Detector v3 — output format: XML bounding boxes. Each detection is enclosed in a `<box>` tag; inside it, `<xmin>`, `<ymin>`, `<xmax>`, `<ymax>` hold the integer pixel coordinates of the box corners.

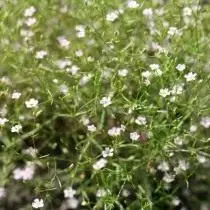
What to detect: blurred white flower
<box><xmin>118</xmin><ymin>69</ymin><xmax>128</xmax><ymax>77</ymax></box>
<box><xmin>55</xmin><ymin>59</ymin><xmax>72</xmax><ymax>69</ymax></box>
<box><xmin>130</xmin><ymin>132</ymin><xmax>139</xmax><ymax>141</ymax></box>
<box><xmin>189</xmin><ymin>125</ymin><xmax>197</xmax><ymax>133</ymax></box>
<box><xmin>200</xmin><ymin>117</ymin><xmax>210</xmax><ymax>128</ymax></box>
<box><xmin>159</xmin><ymin>88</ymin><xmax>170</xmax><ymax>97</ymax></box>
<box><xmin>174</xmin><ymin>137</ymin><xmax>183</xmax><ymax>146</ymax></box>
<box><xmin>24</xmin><ymin>6</ymin><xmax>36</xmax><ymax>17</ymax></box>
<box><xmin>0</xmin><ymin>117</ymin><xmax>8</xmax><ymax>126</ymax></box>
<box><xmin>25</xmin><ymin>17</ymin><xmax>36</xmax><ymax>26</ymax></box>
<box><xmin>57</xmin><ymin>36</ymin><xmax>70</xmax><ymax>49</ymax></box>
<box><xmin>35</xmin><ymin>50</ymin><xmax>47</xmax><ymax>59</ymax></box>
<box><xmin>197</xmin><ymin>155</ymin><xmax>206</xmax><ymax>163</ymax></box>
<box><xmin>66</xmin><ymin>197</ymin><xmax>79</xmax><ymax>209</ymax></box>
<box><xmin>172</xmin><ymin>197</ymin><xmax>181</xmax><ymax>206</ymax></box>
<box><xmin>0</xmin><ymin>187</ymin><xmax>6</xmax><ymax>199</ymax></box>
<box><xmin>75</xmin><ymin>25</ymin><xmax>85</xmax><ymax>38</ymax></box>
<box><xmin>100</xmin><ymin>97</ymin><xmax>112</xmax><ymax>107</ymax></box>
<box><xmin>96</xmin><ymin>188</ymin><xmax>107</xmax><ymax>197</ymax></box>
<box><xmin>66</xmin><ymin>65</ymin><xmax>80</xmax><ymax>75</ymax></box>
<box><xmin>79</xmin><ymin>74</ymin><xmax>92</xmax><ymax>86</ymax></box>
<box><xmin>87</xmin><ymin>124</ymin><xmax>97</xmax><ymax>132</ymax></box>
<box><xmin>182</xmin><ymin>7</ymin><xmax>192</xmax><ymax>16</ymax></box>
<box><xmin>23</xmin><ymin>147</ymin><xmax>38</xmax><ymax>157</ymax></box>
<box><xmin>143</xmin><ymin>8</ymin><xmax>153</xmax><ymax>17</ymax></box>
<box><xmin>25</xmin><ymin>98</ymin><xmax>39</xmax><ymax>108</ymax></box>
<box><xmin>167</xmin><ymin>27</ymin><xmax>182</xmax><ymax>37</ymax></box>
<box><xmin>80</xmin><ymin>117</ymin><xmax>90</xmax><ymax>126</ymax></box>
<box><xmin>184</xmin><ymin>72</ymin><xmax>197</xmax><ymax>82</ymax></box>
<box><xmin>157</xmin><ymin>161</ymin><xmax>170</xmax><ymax>172</ymax></box>
<box><xmin>108</xmin><ymin>127</ymin><xmax>121</xmax><ymax>136</ymax></box>
<box><xmin>64</xmin><ymin>187</ymin><xmax>76</xmax><ymax>198</ymax></box>
<box><xmin>149</xmin><ymin>64</ymin><xmax>160</xmax><ymax>70</ymax></box>
<box><xmin>11</xmin><ymin>91</ymin><xmax>21</xmax><ymax>99</ymax></box>
<box><xmin>32</xmin><ymin>198</ymin><xmax>44</xmax><ymax>209</ymax></box>
<box><xmin>163</xmin><ymin>173</ymin><xmax>175</xmax><ymax>183</ymax></box>
<box><xmin>11</xmin><ymin>124</ymin><xmax>22</xmax><ymax>133</ymax></box>
<box><xmin>176</xmin><ymin>64</ymin><xmax>186</xmax><ymax>72</ymax></box>
<box><xmin>75</xmin><ymin>50</ymin><xmax>83</xmax><ymax>57</ymax></box>
<box><xmin>13</xmin><ymin>164</ymin><xmax>35</xmax><ymax>180</ymax></box>
<box><xmin>93</xmin><ymin>158</ymin><xmax>107</xmax><ymax>170</ymax></box>
<box><xmin>102</xmin><ymin>147</ymin><xmax>114</xmax><ymax>158</ymax></box>
<box><xmin>127</xmin><ymin>0</ymin><xmax>139</xmax><ymax>8</ymax></box>
<box><xmin>135</xmin><ymin>116</ymin><xmax>147</xmax><ymax>125</ymax></box>
<box><xmin>142</xmin><ymin>71</ymin><xmax>152</xmax><ymax>78</ymax></box>
<box><xmin>106</xmin><ymin>11</ymin><xmax>119</xmax><ymax>22</ymax></box>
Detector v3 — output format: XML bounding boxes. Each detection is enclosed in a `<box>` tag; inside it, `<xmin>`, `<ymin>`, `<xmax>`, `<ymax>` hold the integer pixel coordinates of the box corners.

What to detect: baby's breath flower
<box><xmin>159</xmin><ymin>88</ymin><xmax>170</xmax><ymax>98</ymax></box>
<box><xmin>25</xmin><ymin>17</ymin><xmax>36</xmax><ymax>26</ymax></box>
<box><xmin>174</xmin><ymin>137</ymin><xmax>184</xmax><ymax>146</ymax></box>
<box><xmin>57</xmin><ymin>36</ymin><xmax>70</xmax><ymax>49</ymax></box>
<box><xmin>157</xmin><ymin>161</ymin><xmax>170</xmax><ymax>172</ymax></box>
<box><xmin>13</xmin><ymin>163</ymin><xmax>35</xmax><ymax>180</ymax></box>
<box><xmin>25</xmin><ymin>98</ymin><xmax>39</xmax><ymax>108</ymax></box>
<box><xmin>35</xmin><ymin>50</ymin><xmax>48</xmax><ymax>59</ymax></box>
<box><xmin>130</xmin><ymin>132</ymin><xmax>140</xmax><ymax>141</ymax></box>
<box><xmin>87</xmin><ymin>124</ymin><xmax>97</xmax><ymax>132</ymax></box>
<box><xmin>32</xmin><ymin>198</ymin><xmax>44</xmax><ymax>209</ymax></box>
<box><xmin>135</xmin><ymin>116</ymin><xmax>147</xmax><ymax>125</ymax></box>
<box><xmin>108</xmin><ymin>127</ymin><xmax>121</xmax><ymax>137</ymax></box>
<box><xmin>118</xmin><ymin>69</ymin><xmax>128</xmax><ymax>77</ymax></box>
<box><xmin>167</xmin><ymin>27</ymin><xmax>182</xmax><ymax>37</ymax></box>
<box><xmin>189</xmin><ymin>125</ymin><xmax>197</xmax><ymax>132</ymax></box>
<box><xmin>127</xmin><ymin>0</ymin><xmax>139</xmax><ymax>8</ymax></box>
<box><xmin>66</xmin><ymin>197</ymin><xmax>79</xmax><ymax>209</ymax></box>
<box><xmin>24</xmin><ymin>6</ymin><xmax>36</xmax><ymax>17</ymax></box>
<box><xmin>176</xmin><ymin>64</ymin><xmax>186</xmax><ymax>72</ymax></box>
<box><xmin>100</xmin><ymin>96</ymin><xmax>112</xmax><ymax>107</ymax></box>
<box><xmin>93</xmin><ymin>158</ymin><xmax>107</xmax><ymax>170</ymax></box>
<box><xmin>197</xmin><ymin>155</ymin><xmax>206</xmax><ymax>163</ymax></box>
<box><xmin>11</xmin><ymin>124</ymin><xmax>22</xmax><ymax>133</ymax></box>
<box><xmin>184</xmin><ymin>72</ymin><xmax>197</xmax><ymax>82</ymax></box>
<box><xmin>66</xmin><ymin>65</ymin><xmax>80</xmax><ymax>75</ymax></box>
<box><xmin>102</xmin><ymin>147</ymin><xmax>114</xmax><ymax>158</ymax></box>
<box><xmin>182</xmin><ymin>7</ymin><xmax>192</xmax><ymax>16</ymax></box>
<box><xmin>96</xmin><ymin>188</ymin><xmax>107</xmax><ymax>197</ymax></box>
<box><xmin>142</xmin><ymin>71</ymin><xmax>152</xmax><ymax>78</ymax></box>
<box><xmin>80</xmin><ymin>117</ymin><xmax>90</xmax><ymax>126</ymax></box>
<box><xmin>79</xmin><ymin>74</ymin><xmax>92</xmax><ymax>86</ymax></box>
<box><xmin>75</xmin><ymin>25</ymin><xmax>85</xmax><ymax>38</ymax></box>
<box><xmin>64</xmin><ymin>187</ymin><xmax>76</xmax><ymax>198</ymax></box>
<box><xmin>200</xmin><ymin>117</ymin><xmax>210</xmax><ymax>128</ymax></box>
<box><xmin>0</xmin><ymin>187</ymin><xmax>6</xmax><ymax>199</ymax></box>
<box><xmin>163</xmin><ymin>173</ymin><xmax>175</xmax><ymax>183</ymax></box>
<box><xmin>11</xmin><ymin>91</ymin><xmax>21</xmax><ymax>99</ymax></box>
<box><xmin>55</xmin><ymin>59</ymin><xmax>72</xmax><ymax>69</ymax></box>
<box><xmin>143</xmin><ymin>8</ymin><xmax>153</xmax><ymax>17</ymax></box>
<box><xmin>0</xmin><ymin>117</ymin><xmax>9</xmax><ymax>126</ymax></box>
<box><xmin>106</xmin><ymin>11</ymin><xmax>119</xmax><ymax>22</ymax></box>
<box><xmin>75</xmin><ymin>49</ymin><xmax>83</xmax><ymax>57</ymax></box>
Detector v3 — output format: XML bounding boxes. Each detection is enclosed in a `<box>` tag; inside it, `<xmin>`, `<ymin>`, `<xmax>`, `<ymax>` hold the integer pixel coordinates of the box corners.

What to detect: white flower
<box><xmin>79</xmin><ymin>74</ymin><xmax>92</xmax><ymax>86</ymax></box>
<box><xmin>163</xmin><ymin>173</ymin><xmax>175</xmax><ymax>183</ymax></box>
<box><xmin>100</xmin><ymin>97</ymin><xmax>112</xmax><ymax>107</ymax></box>
<box><xmin>24</xmin><ymin>6</ymin><xmax>36</xmax><ymax>17</ymax></box>
<box><xmin>106</xmin><ymin>11</ymin><xmax>119</xmax><ymax>22</ymax></box>
<box><xmin>66</xmin><ymin>197</ymin><xmax>79</xmax><ymax>209</ymax></box>
<box><xmin>102</xmin><ymin>147</ymin><xmax>114</xmax><ymax>158</ymax></box>
<box><xmin>159</xmin><ymin>88</ymin><xmax>170</xmax><ymax>97</ymax></box>
<box><xmin>64</xmin><ymin>187</ymin><xmax>76</xmax><ymax>198</ymax></box>
<box><xmin>157</xmin><ymin>161</ymin><xmax>170</xmax><ymax>172</ymax></box>
<box><xmin>93</xmin><ymin>158</ymin><xmax>107</xmax><ymax>170</ymax></box>
<box><xmin>80</xmin><ymin>117</ymin><xmax>90</xmax><ymax>126</ymax></box>
<box><xmin>25</xmin><ymin>17</ymin><xmax>36</xmax><ymax>26</ymax></box>
<box><xmin>59</xmin><ymin>84</ymin><xmax>69</xmax><ymax>94</ymax></box>
<box><xmin>149</xmin><ymin>64</ymin><xmax>160</xmax><ymax>70</ymax></box>
<box><xmin>75</xmin><ymin>25</ymin><xmax>85</xmax><ymax>38</ymax></box>
<box><xmin>13</xmin><ymin>164</ymin><xmax>35</xmax><ymax>180</ymax></box>
<box><xmin>87</xmin><ymin>124</ymin><xmax>97</xmax><ymax>132</ymax></box>
<box><xmin>32</xmin><ymin>198</ymin><xmax>44</xmax><ymax>209</ymax></box>
<box><xmin>183</xmin><ymin>7</ymin><xmax>192</xmax><ymax>16</ymax></box>
<box><xmin>167</xmin><ymin>27</ymin><xmax>182</xmax><ymax>37</ymax></box>
<box><xmin>57</xmin><ymin>36</ymin><xmax>70</xmax><ymax>49</ymax></box>
<box><xmin>108</xmin><ymin>127</ymin><xmax>121</xmax><ymax>137</ymax></box>
<box><xmin>174</xmin><ymin>137</ymin><xmax>183</xmax><ymax>146</ymax></box>
<box><xmin>25</xmin><ymin>98</ymin><xmax>39</xmax><ymax>108</ymax></box>
<box><xmin>0</xmin><ymin>117</ymin><xmax>9</xmax><ymax>126</ymax></box>
<box><xmin>35</xmin><ymin>50</ymin><xmax>47</xmax><ymax>59</ymax></box>
<box><xmin>178</xmin><ymin>160</ymin><xmax>189</xmax><ymax>171</ymax></box>
<box><xmin>142</xmin><ymin>71</ymin><xmax>152</xmax><ymax>78</ymax></box>
<box><xmin>118</xmin><ymin>69</ymin><xmax>128</xmax><ymax>77</ymax></box>
<box><xmin>176</xmin><ymin>64</ymin><xmax>186</xmax><ymax>72</ymax></box>
<box><xmin>55</xmin><ymin>59</ymin><xmax>72</xmax><ymax>69</ymax></box>
<box><xmin>75</xmin><ymin>50</ymin><xmax>83</xmax><ymax>57</ymax></box>
<box><xmin>135</xmin><ymin>116</ymin><xmax>147</xmax><ymax>125</ymax></box>
<box><xmin>11</xmin><ymin>91</ymin><xmax>21</xmax><ymax>99</ymax></box>
<box><xmin>23</xmin><ymin>147</ymin><xmax>38</xmax><ymax>157</ymax></box>
<box><xmin>172</xmin><ymin>197</ymin><xmax>181</xmax><ymax>206</ymax></box>
<box><xmin>189</xmin><ymin>125</ymin><xmax>197</xmax><ymax>133</ymax></box>
<box><xmin>11</xmin><ymin>124</ymin><xmax>22</xmax><ymax>133</ymax></box>
<box><xmin>171</xmin><ymin>84</ymin><xmax>184</xmax><ymax>95</ymax></box>
<box><xmin>184</xmin><ymin>72</ymin><xmax>197</xmax><ymax>82</ymax></box>
<box><xmin>127</xmin><ymin>0</ymin><xmax>139</xmax><ymax>8</ymax></box>
<box><xmin>0</xmin><ymin>187</ymin><xmax>6</xmax><ymax>199</ymax></box>
<box><xmin>143</xmin><ymin>8</ymin><xmax>153</xmax><ymax>17</ymax></box>
<box><xmin>130</xmin><ymin>132</ymin><xmax>140</xmax><ymax>141</ymax></box>
<box><xmin>66</xmin><ymin>65</ymin><xmax>80</xmax><ymax>75</ymax></box>
<box><xmin>200</xmin><ymin>117</ymin><xmax>210</xmax><ymax>128</ymax></box>
<box><xmin>96</xmin><ymin>188</ymin><xmax>107</xmax><ymax>197</ymax></box>
<box><xmin>197</xmin><ymin>155</ymin><xmax>206</xmax><ymax>163</ymax></box>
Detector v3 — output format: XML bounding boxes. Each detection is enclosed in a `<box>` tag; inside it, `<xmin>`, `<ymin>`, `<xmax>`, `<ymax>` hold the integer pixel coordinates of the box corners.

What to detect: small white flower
<box><xmin>96</xmin><ymin>188</ymin><xmax>107</xmax><ymax>197</ymax></box>
<box><xmin>0</xmin><ymin>187</ymin><xmax>6</xmax><ymax>199</ymax></box>
<box><xmin>200</xmin><ymin>117</ymin><xmax>210</xmax><ymax>128</ymax></box>
<box><xmin>79</xmin><ymin>74</ymin><xmax>92</xmax><ymax>86</ymax></box>
<box><xmin>0</xmin><ymin>118</ymin><xmax>9</xmax><ymax>126</ymax></box>
<box><xmin>130</xmin><ymin>132</ymin><xmax>140</xmax><ymax>141</ymax></box>
<box><xmin>23</xmin><ymin>147</ymin><xmax>38</xmax><ymax>157</ymax></box>
<box><xmin>35</xmin><ymin>50</ymin><xmax>47</xmax><ymax>59</ymax></box>
<box><xmin>118</xmin><ymin>69</ymin><xmax>128</xmax><ymax>77</ymax></box>
<box><xmin>102</xmin><ymin>147</ymin><xmax>114</xmax><ymax>158</ymax></box>
<box><xmin>167</xmin><ymin>27</ymin><xmax>182</xmax><ymax>37</ymax></box>
<box><xmin>159</xmin><ymin>88</ymin><xmax>170</xmax><ymax>98</ymax></box>
<box><xmin>176</xmin><ymin>64</ymin><xmax>186</xmax><ymax>72</ymax></box>
<box><xmin>149</xmin><ymin>64</ymin><xmax>160</xmax><ymax>70</ymax></box>
<box><xmin>142</xmin><ymin>71</ymin><xmax>152</xmax><ymax>78</ymax></box>
<box><xmin>171</xmin><ymin>84</ymin><xmax>184</xmax><ymax>95</ymax></box>
<box><xmin>11</xmin><ymin>124</ymin><xmax>22</xmax><ymax>133</ymax></box>
<box><xmin>178</xmin><ymin>160</ymin><xmax>189</xmax><ymax>171</ymax></box>
<box><xmin>100</xmin><ymin>97</ymin><xmax>112</xmax><ymax>107</ymax></box>
<box><xmin>127</xmin><ymin>0</ymin><xmax>139</xmax><ymax>8</ymax></box>
<box><xmin>106</xmin><ymin>11</ymin><xmax>119</xmax><ymax>22</ymax></box>
<box><xmin>197</xmin><ymin>155</ymin><xmax>206</xmax><ymax>163</ymax></box>
<box><xmin>80</xmin><ymin>117</ymin><xmax>90</xmax><ymax>126</ymax></box>
<box><xmin>59</xmin><ymin>84</ymin><xmax>69</xmax><ymax>94</ymax></box>
<box><xmin>24</xmin><ymin>6</ymin><xmax>36</xmax><ymax>17</ymax></box>
<box><xmin>13</xmin><ymin>164</ymin><xmax>35</xmax><ymax>180</ymax></box>
<box><xmin>87</xmin><ymin>124</ymin><xmax>97</xmax><ymax>132</ymax></box>
<box><xmin>183</xmin><ymin>7</ymin><xmax>192</xmax><ymax>16</ymax></box>
<box><xmin>75</xmin><ymin>25</ymin><xmax>85</xmax><ymax>38</ymax></box>
<box><xmin>55</xmin><ymin>60</ymin><xmax>72</xmax><ymax>69</ymax></box>
<box><xmin>66</xmin><ymin>197</ymin><xmax>79</xmax><ymax>209</ymax></box>
<box><xmin>64</xmin><ymin>187</ymin><xmax>76</xmax><ymax>198</ymax></box>
<box><xmin>163</xmin><ymin>173</ymin><xmax>175</xmax><ymax>183</ymax></box>
<box><xmin>108</xmin><ymin>127</ymin><xmax>121</xmax><ymax>137</ymax></box>
<box><xmin>57</xmin><ymin>36</ymin><xmax>70</xmax><ymax>49</ymax></box>
<box><xmin>32</xmin><ymin>198</ymin><xmax>44</xmax><ymax>209</ymax></box>
<box><xmin>93</xmin><ymin>158</ymin><xmax>107</xmax><ymax>170</ymax></box>
<box><xmin>25</xmin><ymin>98</ymin><xmax>39</xmax><ymax>108</ymax></box>
<box><xmin>157</xmin><ymin>161</ymin><xmax>170</xmax><ymax>172</ymax></box>
<box><xmin>143</xmin><ymin>8</ymin><xmax>153</xmax><ymax>17</ymax></box>
<box><xmin>135</xmin><ymin>116</ymin><xmax>147</xmax><ymax>125</ymax></box>
<box><xmin>25</xmin><ymin>17</ymin><xmax>36</xmax><ymax>26</ymax></box>
<box><xmin>75</xmin><ymin>50</ymin><xmax>83</xmax><ymax>57</ymax></box>
<box><xmin>172</xmin><ymin>197</ymin><xmax>181</xmax><ymax>206</ymax></box>
<box><xmin>66</xmin><ymin>65</ymin><xmax>80</xmax><ymax>75</ymax></box>
<box><xmin>11</xmin><ymin>91</ymin><xmax>21</xmax><ymax>99</ymax></box>
<box><xmin>184</xmin><ymin>72</ymin><xmax>197</xmax><ymax>82</ymax></box>
<box><xmin>174</xmin><ymin>137</ymin><xmax>184</xmax><ymax>146</ymax></box>
<box><xmin>189</xmin><ymin>125</ymin><xmax>197</xmax><ymax>133</ymax></box>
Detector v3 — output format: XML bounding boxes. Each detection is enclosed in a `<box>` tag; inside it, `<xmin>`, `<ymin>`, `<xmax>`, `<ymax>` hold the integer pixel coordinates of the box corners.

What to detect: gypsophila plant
<box><xmin>1</xmin><ymin>0</ymin><xmax>210</xmax><ymax>209</ymax></box>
